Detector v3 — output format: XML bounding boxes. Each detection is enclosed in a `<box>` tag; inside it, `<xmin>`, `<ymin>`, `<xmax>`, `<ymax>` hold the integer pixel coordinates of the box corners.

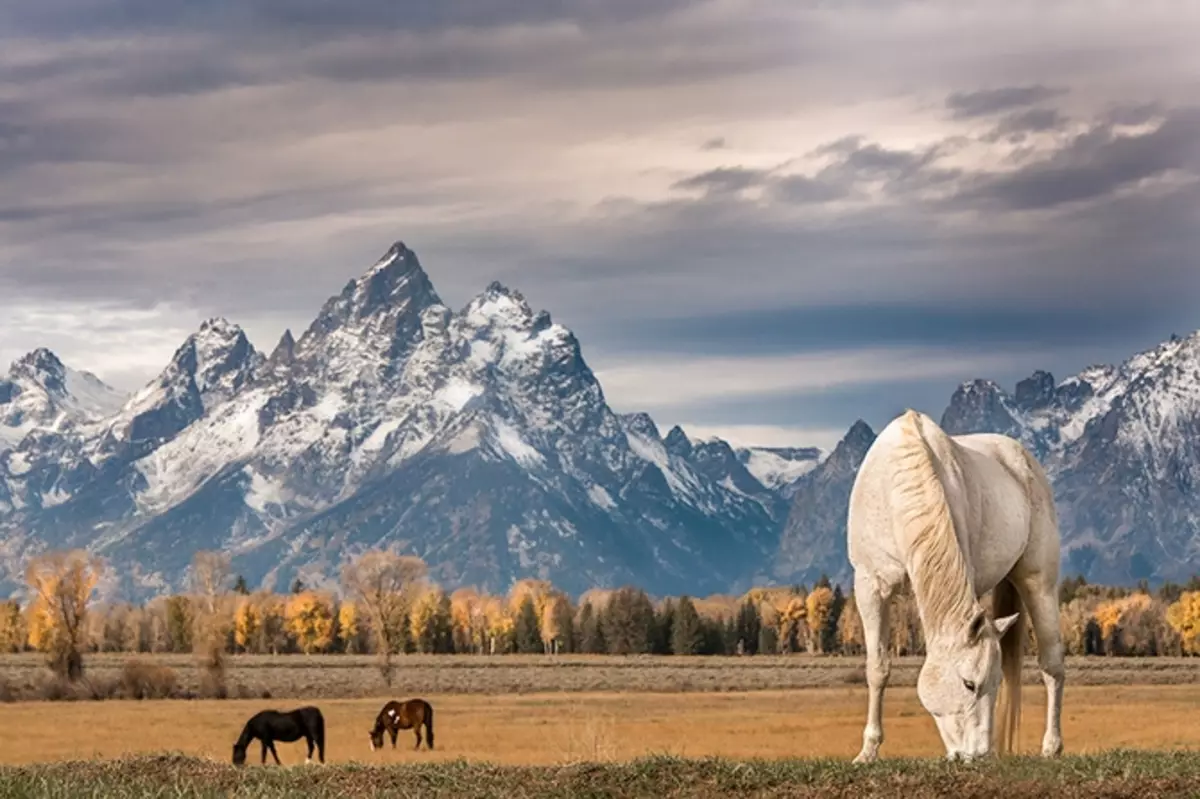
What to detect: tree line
<box><xmin>3</xmin><ymin>549</ymin><xmax>1199</xmax><ymax>688</ymax></box>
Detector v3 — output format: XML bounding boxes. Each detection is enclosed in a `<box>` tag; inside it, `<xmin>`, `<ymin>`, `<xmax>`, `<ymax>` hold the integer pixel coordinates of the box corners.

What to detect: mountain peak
<box><xmin>10</xmin><ymin>348</ymin><xmax>67</xmax><ymax>393</ymax></box>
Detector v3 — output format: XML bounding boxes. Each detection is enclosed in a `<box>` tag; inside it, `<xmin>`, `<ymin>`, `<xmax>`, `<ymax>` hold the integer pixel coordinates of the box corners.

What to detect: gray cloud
<box><xmin>1</xmin><ymin>0</ymin><xmax>1198</xmax><ymax>441</ymax></box>
<box><xmin>945</xmin><ymin>84</ymin><xmax>1066</xmax><ymax>119</ymax></box>
<box><xmin>954</xmin><ymin>107</ymin><xmax>1200</xmax><ymax>211</ymax></box>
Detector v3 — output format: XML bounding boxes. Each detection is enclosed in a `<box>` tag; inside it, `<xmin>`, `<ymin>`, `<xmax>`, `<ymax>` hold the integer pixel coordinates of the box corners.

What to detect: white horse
<box><xmin>847</xmin><ymin>409</ymin><xmax>1065</xmax><ymax>762</ymax></box>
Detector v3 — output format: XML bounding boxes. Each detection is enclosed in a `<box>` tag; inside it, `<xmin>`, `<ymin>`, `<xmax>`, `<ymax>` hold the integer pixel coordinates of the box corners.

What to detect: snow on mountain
<box><xmin>0</xmin><ymin>349</ymin><xmax>126</xmax><ymax>451</ymax></box>
<box><xmin>0</xmin><ymin>242</ymin><xmax>788</xmax><ymax>599</ymax></box>
<box><xmin>775</xmin><ymin>331</ymin><xmax>1200</xmax><ymax>588</ymax></box>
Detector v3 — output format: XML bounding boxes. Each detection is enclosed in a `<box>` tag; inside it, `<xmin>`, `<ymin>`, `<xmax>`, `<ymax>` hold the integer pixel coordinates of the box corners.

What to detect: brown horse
<box><xmin>369</xmin><ymin>698</ymin><xmax>435</xmax><ymax>751</ymax></box>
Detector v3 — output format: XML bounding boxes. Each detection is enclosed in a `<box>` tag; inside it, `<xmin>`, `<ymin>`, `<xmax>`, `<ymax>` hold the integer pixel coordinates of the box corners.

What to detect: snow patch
<box><xmin>494</xmin><ymin>421</ymin><xmax>544</xmax><ymax>467</ymax></box>
<box><xmin>587</xmin><ymin>484</ymin><xmax>616</xmax><ymax>510</ymax></box>
<box><xmin>742</xmin><ymin>449</ymin><xmax>819</xmax><ymax>489</ymax></box>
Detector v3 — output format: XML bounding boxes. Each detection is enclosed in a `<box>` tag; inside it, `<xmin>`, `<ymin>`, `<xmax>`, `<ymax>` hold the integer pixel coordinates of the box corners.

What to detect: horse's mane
<box><xmin>889</xmin><ymin>410</ymin><xmax>978</xmax><ymax>636</ymax></box>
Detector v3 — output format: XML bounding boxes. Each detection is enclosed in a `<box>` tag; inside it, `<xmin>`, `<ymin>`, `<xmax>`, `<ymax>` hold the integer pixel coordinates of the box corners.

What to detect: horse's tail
<box><xmin>993</xmin><ymin>578</ymin><xmax>1024</xmax><ymax>756</ymax></box>
<box><xmin>424</xmin><ymin>701</ymin><xmax>435</xmax><ymax>749</ymax></box>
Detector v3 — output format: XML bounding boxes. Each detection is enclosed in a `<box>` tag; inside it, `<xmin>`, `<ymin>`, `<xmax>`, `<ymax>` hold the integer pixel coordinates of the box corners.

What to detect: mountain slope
<box><xmin>0</xmin><ymin>242</ymin><xmax>791</xmax><ymax>599</ymax></box>
<box><xmin>775</xmin><ymin>333</ymin><xmax>1200</xmax><ymax>587</ymax></box>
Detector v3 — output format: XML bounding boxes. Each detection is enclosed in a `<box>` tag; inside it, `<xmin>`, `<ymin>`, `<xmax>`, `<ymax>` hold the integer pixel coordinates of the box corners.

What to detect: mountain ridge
<box><xmin>0</xmin><ymin>242</ymin><xmax>819</xmax><ymax>600</ymax></box>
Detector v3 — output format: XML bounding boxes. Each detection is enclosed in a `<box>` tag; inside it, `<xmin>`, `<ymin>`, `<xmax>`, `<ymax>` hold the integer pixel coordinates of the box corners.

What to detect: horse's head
<box><xmin>231</xmin><ymin>743</ymin><xmax>247</xmax><ymax>766</ymax></box>
<box><xmin>917</xmin><ymin>606</ymin><xmax>1019</xmax><ymax>761</ymax></box>
<box><xmin>369</xmin><ymin>726</ymin><xmax>385</xmax><ymax>751</ymax></box>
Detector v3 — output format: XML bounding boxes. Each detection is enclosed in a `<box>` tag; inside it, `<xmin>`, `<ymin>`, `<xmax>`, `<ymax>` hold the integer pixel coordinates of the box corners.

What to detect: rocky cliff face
<box><xmin>0</xmin><ymin>242</ymin><xmax>817</xmax><ymax>600</ymax></box>
<box><xmin>775</xmin><ymin>334</ymin><xmax>1200</xmax><ymax>587</ymax></box>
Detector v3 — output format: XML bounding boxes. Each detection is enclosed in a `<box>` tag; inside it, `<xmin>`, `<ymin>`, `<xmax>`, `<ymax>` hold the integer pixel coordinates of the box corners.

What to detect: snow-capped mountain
<box><xmin>775</xmin><ymin>333</ymin><xmax>1200</xmax><ymax>588</ymax></box>
<box><xmin>1</xmin><ymin>349</ymin><xmax>126</xmax><ymax>452</ymax></box>
<box><xmin>0</xmin><ymin>242</ymin><xmax>815</xmax><ymax>599</ymax></box>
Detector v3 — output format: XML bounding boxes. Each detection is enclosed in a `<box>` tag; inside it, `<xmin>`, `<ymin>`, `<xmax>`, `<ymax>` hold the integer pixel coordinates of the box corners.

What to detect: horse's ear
<box><xmin>967</xmin><ymin>608</ymin><xmax>988</xmax><ymax>642</ymax></box>
<box><xmin>993</xmin><ymin>612</ymin><xmax>1020</xmax><ymax>637</ymax></box>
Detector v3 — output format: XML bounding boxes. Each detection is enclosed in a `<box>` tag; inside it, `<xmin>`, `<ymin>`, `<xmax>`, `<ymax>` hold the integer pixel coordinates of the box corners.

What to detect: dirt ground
<box><xmin>0</xmin><ymin>684</ymin><xmax>1196</xmax><ymax>766</ymax></box>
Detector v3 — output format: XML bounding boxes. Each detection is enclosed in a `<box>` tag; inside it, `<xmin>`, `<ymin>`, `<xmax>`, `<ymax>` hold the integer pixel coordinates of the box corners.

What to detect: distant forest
<box><xmin>6</xmin><ymin>549</ymin><xmax>1199</xmax><ymax>682</ymax></box>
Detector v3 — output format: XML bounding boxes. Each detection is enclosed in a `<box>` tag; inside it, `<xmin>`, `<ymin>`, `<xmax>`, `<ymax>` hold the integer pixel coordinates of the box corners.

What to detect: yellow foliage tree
<box><xmin>285</xmin><ymin>591</ymin><xmax>336</xmax><ymax>654</ymax></box>
<box><xmin>0</xmin><ymin>600</ymin><xmax>24</xmax><ymax>653</ymax></box>
<box><xmin>805</xmin><ymin>586</ymin><xmax>834</xmax><ymax>653</ymax></box>
<box><xmin>234</xmin><ymin>597</ymin><xmax>262</xmax><ymax>653</ymax></box>
<box><xmin>338</xmin><ymin>601</ymin><xmax>362</xmax><ymax>653</ymax></box>
<box><xmin>25</xmin><ymin>549</ymin><xmax>105</xmax><ymax>681</ymax></box>
<box><xmin>838</xmin><ymin>593</ymin><xmax>865</xmax><ymax>655</ymax></box>
<box><xmin>450</xmin><ymin>588</ymin><xmax>486</xmax><ymax>654</ymax></box>
<box><xmin>1166</xmin><ymin>591</ymin><xmax>1200</xmax><ymax>655</ymax></box>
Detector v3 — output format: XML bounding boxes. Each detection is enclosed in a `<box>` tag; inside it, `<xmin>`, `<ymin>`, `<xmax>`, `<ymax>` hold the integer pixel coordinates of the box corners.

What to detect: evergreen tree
<box><xmin>514</xmin><ymin>595</ymin><xmax>542</xmax><ymax>653</ymax></box>
<box><xmin>233</xmin><ymin>575</ymin><xmax>249</xmax><ymax>595</ymax></box>
<box><xmin>577</xmin><ymin>601</ymin><xmax>605</xmax><ymax>654</ymax></box>
<box><xmin>758</xmin><ymin>623</ymin><xmax>779</xmax><ymax>655</ymax></box>
<box><xmin>671</xmin><ymin>596</ymin><xmax>704</xmax><ymax>655</ymax></box>
<box><xmin>735</xmin><ymin>598</ymin><xmax>761</xmax><ymax>655</ymax></box>
<box><xmin>654</xmin><ymin>598</ymin><xmax>676</xmax><ymax>655</ymax></box>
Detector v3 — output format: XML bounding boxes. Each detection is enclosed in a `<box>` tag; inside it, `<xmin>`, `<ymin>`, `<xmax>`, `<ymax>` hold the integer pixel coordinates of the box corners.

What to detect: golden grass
<box><xmin>1</xmin><ymin>685</ymin><xmax>1197</xmax><ymax>767</ymax></box>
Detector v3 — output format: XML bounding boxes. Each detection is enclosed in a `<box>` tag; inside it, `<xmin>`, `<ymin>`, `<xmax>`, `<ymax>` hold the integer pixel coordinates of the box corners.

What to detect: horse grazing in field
<box><xmin>847</xmin><ymin>409</ymin><xmax>1065</xmax><ymax>763</ymax></box>
<box><xmin>369</xmin><ymin>698</ymin><xmax>435</xmax><ymax>751</ymax></box>
<box><xmin>232</xmin><ymin>706</ymin><xmax>326</xmax><ymax>766</ymax></box>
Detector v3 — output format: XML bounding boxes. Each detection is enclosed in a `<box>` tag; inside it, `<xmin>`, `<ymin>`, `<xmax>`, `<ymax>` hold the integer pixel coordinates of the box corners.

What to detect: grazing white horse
<box><xmin>847</xmin><ymin>409</ymin><xmax>1065</xmax><ymax>762</ymax></box>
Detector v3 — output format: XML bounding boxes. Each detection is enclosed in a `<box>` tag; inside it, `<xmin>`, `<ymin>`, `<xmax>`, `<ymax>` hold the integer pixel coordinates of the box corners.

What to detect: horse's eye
<box><xmin>963</xmin><ymin>679</ymin><xmax>977</xmax><ymax>693</ymax></box>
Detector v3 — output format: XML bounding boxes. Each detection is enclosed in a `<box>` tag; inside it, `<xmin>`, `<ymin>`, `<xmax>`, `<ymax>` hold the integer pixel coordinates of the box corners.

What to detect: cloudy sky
<box><xmin>1</xmin><ymin>1</ymin><xmax>1198</xmax><ymax>450</ymax></box>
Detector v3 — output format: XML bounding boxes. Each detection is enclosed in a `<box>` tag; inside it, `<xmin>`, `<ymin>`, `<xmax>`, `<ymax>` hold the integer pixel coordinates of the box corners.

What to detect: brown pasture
<box><xmin>1</xmin><ymin>684</ymin><xmax>1197</xmax><ymax>766</ymax></box>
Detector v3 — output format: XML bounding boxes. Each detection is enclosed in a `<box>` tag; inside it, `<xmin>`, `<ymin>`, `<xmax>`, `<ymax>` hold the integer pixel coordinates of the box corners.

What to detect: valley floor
<box><xmin>0</xmin><ymin>685</ymin><xmax>1197</xmax><ymax>766</ymax></box>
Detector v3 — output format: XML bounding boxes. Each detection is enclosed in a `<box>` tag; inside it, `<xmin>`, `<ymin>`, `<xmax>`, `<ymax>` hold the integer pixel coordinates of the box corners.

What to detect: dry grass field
<box><xmin>1</xmin><ymin>657</ymin><xmax>1198</xmax><ymax>797</ymax></box>
<box><xmin>0</xmin><ymin>684</ymin><xmax>1197</xmax><ymax>766</ymax></box>
<box><xmin>2</xmin><ymin>652</ymin><xmax>1197</xmax><ymax>700</ymax></box>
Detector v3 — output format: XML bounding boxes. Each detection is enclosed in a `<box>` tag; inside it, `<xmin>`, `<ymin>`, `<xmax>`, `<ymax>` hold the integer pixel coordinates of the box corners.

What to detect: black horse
<box><xmin>232</xmin><ymin>706</ymin><xmax>326</xmax><ymax>766</ymax></box>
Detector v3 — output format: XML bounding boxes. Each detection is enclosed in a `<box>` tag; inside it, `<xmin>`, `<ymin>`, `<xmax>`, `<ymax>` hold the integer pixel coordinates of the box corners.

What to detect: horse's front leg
<box><xmin>267</xmin><ymin>741</ymin><xmax>282</xmax><ymax>765</ymax></box>
<box><xmin>1017</xmin><ymin>575</ymin><xmax>1065</xmax><ymax>758</ymax></box>
<box><xmin>390</xmin><ymin>728</ymin><xmax>398</xmax><ymax>749</ymax></box>
<box><xmin>853</xmin><ymin>572</ymin><xmax>893</xmax><ymax>764</ymax></box>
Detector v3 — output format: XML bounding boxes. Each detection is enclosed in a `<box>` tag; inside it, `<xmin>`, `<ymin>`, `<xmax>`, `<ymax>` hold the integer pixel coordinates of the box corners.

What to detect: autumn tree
<box><xmin>234</xmin><ymin>595</ymin><xmax>262</xmax><ymax>653</ymax></box>
<box><xmin>340</xmin><ymin>549</ymin><xmax>429</xmax><ymax>684</ymax></box>
<box><xmin>338</xmin><ymin>600</ymin><xmax>366</xmax><ymax>654</ymax></box>
<box><xmin>838</xmin><ymin>592</ymin><xmax>865</xmax><ymax>655</ymax></box>
<box><xmin>543</xmin><ymin>594</ymin><xmax>575</xmax><ymax>654</ymax></box>
<box><xmin>25</xmin><ymin>549</ymin><xmax>105</xmax><ymax>681</ymax></box>
<box><xmin>285</xmin><ymin>591</ymin><xmax>336</xmax><ymax>654</ymax></box>
<box><xmin>410</xmin><ymin>587</ymin><xmax>454</xmax><ymax>654</ymax></box>
<box><xmin>1166</xmin><ymin>591</ymin><xmax>1200</xmax><ymax>655</ymax></box>
<box><xmin>0</xmin><ymin>600</ymin><xmax>24</xmax><ymax>653</ymax></box>
<box><xmin>805</xmin><ymin>586</ymin><xmax>834</xmax><ymax>654</ymax></box>
<box><xmin>189</xmin><ymin>551</ymin><xmax>232</xmax><ymax>695</ymax></box>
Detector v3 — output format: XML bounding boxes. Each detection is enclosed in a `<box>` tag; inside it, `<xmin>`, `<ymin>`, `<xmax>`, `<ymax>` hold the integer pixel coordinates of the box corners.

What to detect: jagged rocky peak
<box><xmin>268</xmin><ymin>329</ymin><xmax>296</xmax><ymax>365</ymax></box>
<box><xmin>663</xmin><ymin>425</ymin><xmax>694</xmax><ymax>457</ymax></box>
<box><xmin>940</xmin><ymin>379</ymin><xmax>1021</xmax><ymax>437</ymax></box>
<box><xmin>299</xmin><ymin>241</ymin><xmax>441</xmax><ymax>344</ymax></box>
<box><xmin>9</xmin><ymin>348</ymin><xmax>68</xmax><ymax>393</ymax></box>
<box><xmin>183</xmin><ymin>318</ymin><xmax>262</xmax><ymax>402</ymax></box>
<box><xmin>621</xmin><ymin>412</ymin><xmax>661</xmax><ymax>441</ymax></box>
<box><xmin>1014</xmin><ymin>369</ymin><xmax>1056</xmax><ymax>411</ymax></box>
<box><xmin>839</xmin><ymin>419</ymin><xmax>876</xmax><ymax>455</ymax></box>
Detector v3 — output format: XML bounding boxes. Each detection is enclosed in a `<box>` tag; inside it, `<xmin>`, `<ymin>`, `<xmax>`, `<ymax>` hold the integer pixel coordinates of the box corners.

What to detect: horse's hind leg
<box><xmin>1014</xmin><ymin>571</ymin><xmax>1065</xmax><ymax>758</ymax></box>
<box><xmin>853</xmin><ymin>569</ymin><xmax>895</xmax><ymax>764</ymax></box>
<box><xmin>305</xmin><ymin>735</ymin><xmax>314</xmax><ymax>764</ymax></box>
<box><xmin>414</xmin><ymin>727</ymin><xmax>423</xmax><ymax>750</ymax></box>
